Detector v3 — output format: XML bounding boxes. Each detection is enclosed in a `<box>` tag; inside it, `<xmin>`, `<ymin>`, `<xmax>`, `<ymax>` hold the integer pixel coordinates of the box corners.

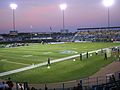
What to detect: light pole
<box><xmin>103</xmin><ymin>0</ymin><xmax>114</xmax><ymax>28</ymax></box>
<box><xmin>59</xmin><ymin>3</ymin><xmax>67</xmax><ymax>30</ymax></box>
<box><xmin>10</xmin><ymin>3</ymin><xmax>18</xmax><ymax>31</ymax></box>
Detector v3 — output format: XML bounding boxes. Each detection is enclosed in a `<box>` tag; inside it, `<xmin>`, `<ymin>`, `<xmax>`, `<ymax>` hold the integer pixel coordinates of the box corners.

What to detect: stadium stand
<box><xmin>0</xmin><ymin>27</ymin><xmax>120</xmax><ymax>43</ymax></box>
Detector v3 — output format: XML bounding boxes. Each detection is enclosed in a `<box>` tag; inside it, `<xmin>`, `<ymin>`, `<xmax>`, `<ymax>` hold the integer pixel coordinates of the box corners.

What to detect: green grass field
<box><xmin>0</xmin><ymin>42</ymin><xmax>120</xmax><ymax>83</ymax></box>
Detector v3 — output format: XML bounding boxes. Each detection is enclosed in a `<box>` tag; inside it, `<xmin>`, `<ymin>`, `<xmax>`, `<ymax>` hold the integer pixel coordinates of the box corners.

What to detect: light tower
<box><xmin>103</xmin><ymin>0</ymin><xmax>114</xmax><ymax>28</ymax></box>
<box><xmin>59</xmin><ymin>3</ymin><xmax>67</xmax><ymax>30</ymax></box>
<box><xmin>10</xmin><ymin>3</ymin><xmax>18</xmax><ymax>31</ymax></box>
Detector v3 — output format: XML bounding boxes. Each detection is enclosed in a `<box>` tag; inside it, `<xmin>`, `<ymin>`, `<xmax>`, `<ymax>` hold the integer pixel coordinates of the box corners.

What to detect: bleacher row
<box><xmin>92</xmin><ymin>80</ymin><xmax>120</xmax><ymax>90</ymax></box>
<box><xmin>0</xmin><ymin>29</ymin><xmax>120</xmax><ymax>43</ymax></box>
<box><xmin>73</xmin><ymin>30</ymin><xmax>120</xmax><ymax>42</ymax></box>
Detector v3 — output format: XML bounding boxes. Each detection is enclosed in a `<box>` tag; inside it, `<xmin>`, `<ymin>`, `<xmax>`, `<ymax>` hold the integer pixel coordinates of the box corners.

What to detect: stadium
<box><xmin>0</xmin><ymin>0</ymin><xmax>120</xmax><ymax>90</ymax></box>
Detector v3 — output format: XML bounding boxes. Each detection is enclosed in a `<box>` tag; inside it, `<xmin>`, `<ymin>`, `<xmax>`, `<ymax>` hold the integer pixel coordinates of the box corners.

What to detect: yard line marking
<box><xmin>1</xmin><ymin>59</ymin><xmax>7</xmax><ymax>61</ymax></box>
<box><xmin>43</xmin><ymin>52</ymin><xmax>52</xmax><ymax>55</ymax></box>
<box><xmin>23</xmin><ymin>55</ymin><xmax>33</xmax><ymax>57</ymax></box>
<box><xmin>0</xmin><ymin>59</ymin><xmax>30</xmax><ymax>66</ymax></box>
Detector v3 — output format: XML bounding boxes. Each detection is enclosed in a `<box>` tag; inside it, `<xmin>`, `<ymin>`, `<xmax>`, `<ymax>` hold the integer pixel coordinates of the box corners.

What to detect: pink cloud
<box><xmin>16</xmin><ymin>4</ymin><xmax>60</xmax><ymax>28</ymax></box>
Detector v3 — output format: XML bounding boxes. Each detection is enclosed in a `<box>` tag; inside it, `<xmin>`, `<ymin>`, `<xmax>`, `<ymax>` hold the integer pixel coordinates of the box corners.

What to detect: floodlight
<box><xmin>103</xmin><ymin>0</ymin><xmax>114</xmax><ymax>7</ymax></box>
<box><xmin>59</xmin><ymin>3</ymin><xmax>67</xmax><ymax>30</ymax></box>
<box><xmin>59</xmin><ymin>3</ymin><xmax>67</xmax><ymax>10</ymax></box>
<box><xmin>103</xmin><ymin>0</ymin><xmax>114</xmax><ymax>27</ymax></box>
<box><xmin>10</xmin><ymin>3</ymin><xmax>18</xmax><ymax>10</ymax></box>
<box><xmin>9</xmin><ymin>3</ymin><xmax>18</xmax><ymax>31</ymax></box>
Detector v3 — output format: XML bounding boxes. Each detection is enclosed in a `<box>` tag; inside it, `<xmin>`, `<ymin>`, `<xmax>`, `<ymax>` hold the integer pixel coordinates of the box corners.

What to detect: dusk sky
<box><xmin>0</xmin><ymin>0</ymin><xmax>120</xmax><ymax>34</ymax></box>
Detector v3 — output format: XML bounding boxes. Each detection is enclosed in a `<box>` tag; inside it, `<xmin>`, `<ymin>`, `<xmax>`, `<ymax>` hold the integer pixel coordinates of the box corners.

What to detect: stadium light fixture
<box><xmin>10</xmin><ymin>3</ymin><xmax>18</xmax><ymax>10</ymax></box>
<box><xmin>10</xmin><ymin>3</ymin><xmax>18</xmax><ymax>31</ymax></box>
<box><xmin>103</xmin><ymin>0</ymin><xmax>114</xmax><ymax>27</ymax></box>
<box><xmin>59</xmin><ymin>3</ymin><xmax>67</xmax><ymax>30</ymax></box>
<box><xmin>59</xmin><ymin>3</ymin><xmax>67</xmax><ymax>10</ymax></box>
<box><xmin>103</xmin><ymin>0</ymin><xmax>114</xmax><ymax>7</ymax></box>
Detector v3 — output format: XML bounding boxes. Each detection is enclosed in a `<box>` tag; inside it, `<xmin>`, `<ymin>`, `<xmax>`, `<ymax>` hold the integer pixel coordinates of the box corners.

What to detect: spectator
<box><xmin>86</xmin><ymin>52</ymin><xmax>89</xmax><ymax>58</ymax></box>
<box><xmin>77</xmin><ymin>83</ymin><xmax>83</xmax><ymax>90</ymax></box>
<box><xmin>47</xmin><ymin>58</ymin><xmax>50</xmax><ymax>66</ymax></box>
<box><xmin>18</xmin><ymin>83</ymin><xmax>24</xmax><ymax>90</ymax></box>
<box><xmin>6</xmin><ymin>78</ymin><xmax>14</xmax><ymax>90</ymax></box>
<box><xmin>45</xmin><ymin>84</ymin><xmax>48</xmax><ymax>90</ymax></box>
<box><xmin>104</xmin><ymin>52</ymin><xmax>107</xmax><ymax>60</ymax></box>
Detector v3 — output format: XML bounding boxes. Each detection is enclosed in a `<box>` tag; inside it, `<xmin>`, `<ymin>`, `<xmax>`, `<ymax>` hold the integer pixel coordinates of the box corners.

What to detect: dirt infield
<box><xmin>90</xmin><ymin>61</ymin><xmax>120</xmax><ymax>78</ymax></box>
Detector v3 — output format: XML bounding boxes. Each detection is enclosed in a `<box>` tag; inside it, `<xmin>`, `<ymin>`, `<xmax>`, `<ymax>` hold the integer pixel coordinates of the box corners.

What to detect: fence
<box><xmin>13</xmin><ymin>71</ymin><xmax>120</xmax><ymax>90</ymax></box>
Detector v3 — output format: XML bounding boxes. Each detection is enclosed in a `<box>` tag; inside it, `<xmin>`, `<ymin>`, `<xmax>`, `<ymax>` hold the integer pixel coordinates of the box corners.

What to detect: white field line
<box><xmin>0</xmin><ymin>60</ymin><xmax>30</xmax><ymax>66</ymax></box>
<box><xmin>0</xmin><ymin>48</ymin><xmax>106</xmax><ymax>77</ymax></box>
<box><xmin>22</xmin><ymin>55</ymin><xmax>33</xmax><ymax>57</ymax></box>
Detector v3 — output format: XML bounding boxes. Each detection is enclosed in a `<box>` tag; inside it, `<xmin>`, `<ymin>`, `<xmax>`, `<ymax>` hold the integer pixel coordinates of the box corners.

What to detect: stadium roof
<box><xmin>77</xmin><ymin>26</ymin><xmax>120</xmax><ymax>31</ymax></box>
